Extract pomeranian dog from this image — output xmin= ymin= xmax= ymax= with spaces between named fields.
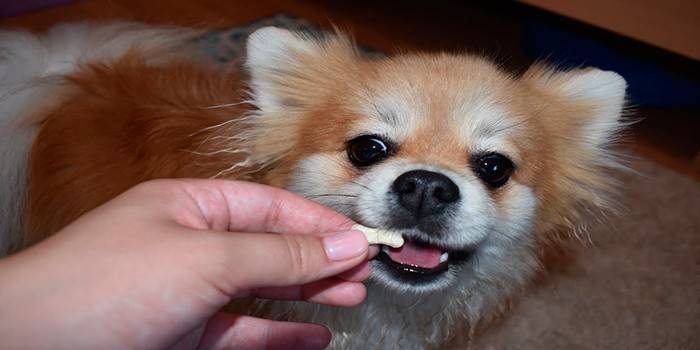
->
xmin=0 ymin=22 xmax=627 ymax=349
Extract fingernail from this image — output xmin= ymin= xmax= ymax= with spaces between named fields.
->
xmin=323 ymin=230 xmax=367 ymax=261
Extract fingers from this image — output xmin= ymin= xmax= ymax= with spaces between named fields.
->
xmin=204 ymin=230 xmax=368 ymax=294
xmin=121 ymin=180 xmax=376 ymax=308
xmin=135 ymin=179 xmax=356 ymax=234
xmin=253 ymin=278 xmax=367 ymax=307
xmin=337 ymin=261 xmax=372 ymax=281
xmin=196 ymin=313 xmax=331 ymax=350
xmin=249 ymin=261 xmax=373 ymax=306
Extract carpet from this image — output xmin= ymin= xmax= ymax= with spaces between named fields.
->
xmin=473 ymin=157 xmax=700 ymax=350
xmin=200 ymin=15 xmax=700 ymax=349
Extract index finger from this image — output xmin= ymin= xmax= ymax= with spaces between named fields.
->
xmin=143 ymin=179 xmax=355 ymax=234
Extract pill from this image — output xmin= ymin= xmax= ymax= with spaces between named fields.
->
xmin=352 ymin=224 xmax=404 ymax=248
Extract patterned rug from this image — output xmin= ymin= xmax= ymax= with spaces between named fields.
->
xmin=193 ymin=14 xmax=700 ymax=350
xmin=193 ymin=13 xmax=319 ymax=66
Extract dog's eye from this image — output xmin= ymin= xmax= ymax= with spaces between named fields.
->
xmin=472 ymin=153 xmax=515 ymax=188
xmin=347 ymin=135 xmax=391 ymax=167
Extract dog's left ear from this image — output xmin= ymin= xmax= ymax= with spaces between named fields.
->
xmin=522 ymin=65 xmax=629 ymax=220
xmin=522 ymin=65 xmax=627 ymax=148
xmin=522 ymin=66 xmax=628 ymax=149
xmin=245 ymin=27 xmax=356 ymax=113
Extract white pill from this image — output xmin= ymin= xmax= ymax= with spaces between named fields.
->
xmin=352 ymin=224 xmax=404 ymax=248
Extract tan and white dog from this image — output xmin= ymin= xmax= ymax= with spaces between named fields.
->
xmin=0 ymin=22 xmax=628 ymax=348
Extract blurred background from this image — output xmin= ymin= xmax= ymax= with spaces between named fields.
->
xmin=1 ymin=1 xmax=698 ymax=349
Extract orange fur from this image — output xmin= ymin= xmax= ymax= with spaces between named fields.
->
xmin=25 ymin=54 xmax=253 ymax=244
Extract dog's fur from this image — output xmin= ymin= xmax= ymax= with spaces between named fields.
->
xmin=0 ymin=22 xmax=628 ymax=349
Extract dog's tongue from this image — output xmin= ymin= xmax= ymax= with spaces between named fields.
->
xmin=388 ymin=241 xmax=443 ymax=268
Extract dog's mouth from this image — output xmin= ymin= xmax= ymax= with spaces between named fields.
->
xmin=375 ymin=237 xmax=474 ymax=283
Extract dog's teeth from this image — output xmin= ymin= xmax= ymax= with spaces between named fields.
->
xmin=439 ymin=252 xmax=449 ymax=263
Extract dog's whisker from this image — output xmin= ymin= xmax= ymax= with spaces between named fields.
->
xmin=183 ymin=148 xmax=249 ymax=156
xmin=195 ymin=134 xmax=253 ymax=150
xmin=188 ymin=118 xmax=242 ymax=138
xmin=199 ymin=100 xmax=253 ymax=109
xmin=210 ymin=158 xmax=254 ymax=179
xmin=201 ymin=134 xmax=247 ymax=143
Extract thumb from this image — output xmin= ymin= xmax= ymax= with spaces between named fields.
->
xmin=200 ymin=229 xmax=369 ymax=294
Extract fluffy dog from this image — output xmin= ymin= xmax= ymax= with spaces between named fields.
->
xmin=0 ymin=22 xmax=627 ymax=349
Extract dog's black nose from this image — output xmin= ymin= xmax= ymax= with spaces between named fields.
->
xmin=392 ymin=170 xmax=460 ymax=219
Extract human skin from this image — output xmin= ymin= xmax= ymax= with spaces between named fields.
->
xmin=0 ymin=179 xmax=377 ymax=349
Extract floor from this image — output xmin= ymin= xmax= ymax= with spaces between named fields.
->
xmin=1 ymin=1 xmax=698 ymax=349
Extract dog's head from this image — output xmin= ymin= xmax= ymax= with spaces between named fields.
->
xmin=235 ymin=27 xmax=627 ymax=316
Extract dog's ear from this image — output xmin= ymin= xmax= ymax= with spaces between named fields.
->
xmin=522 ymin=65 xmax=628 ymax=150
xmin=234 ymin=28 xmax=356 ymax=174
xmin=522 ymin=65 xmax=630 ymax=227
xmin=245 ymin=27 xmax=356 ymax=112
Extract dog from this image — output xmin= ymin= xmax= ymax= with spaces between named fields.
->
xmin=0 ymin=22 xmax=628 ymax=349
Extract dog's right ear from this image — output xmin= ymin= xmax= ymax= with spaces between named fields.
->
xmin=236 ymin=28 xmax=356 ymax=174
xmin=245 ymin=27 xmax=357 ymax=113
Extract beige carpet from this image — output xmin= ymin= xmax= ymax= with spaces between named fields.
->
xmin=473 ymin=157 xmax=700 ymax=349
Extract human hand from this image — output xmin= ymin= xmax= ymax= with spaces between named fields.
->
xmin=0 ymin=179 xmax=375 ymax=349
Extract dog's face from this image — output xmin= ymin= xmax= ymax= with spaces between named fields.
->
xmin=238 ymin=27 xmax=626 ymax=310
xmin=280 ymin=55 xmax=544 ymax=294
